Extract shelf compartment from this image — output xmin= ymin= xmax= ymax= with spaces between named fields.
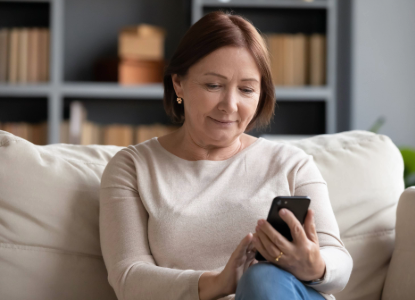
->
xmin=201 ymin=0 xmax=329 ymax=9
xmin=63 ymin=97 xmax=172 ymax=126
xmin=248 ymin=100 xmax=326 ymax=136
xmin=0 ymin=1 xmax=50 ymax=28
xmin=0 ymin=96 xmax=48 ymax=145
xmin=202 ymin=6 xmax=326 ymax=34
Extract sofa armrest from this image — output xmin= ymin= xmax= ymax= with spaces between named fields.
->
xmin=382 ymin=186 xmax=415 ymax=300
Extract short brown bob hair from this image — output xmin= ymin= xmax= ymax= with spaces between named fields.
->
xmin=163 ymin=10 xmax=276 ymax=132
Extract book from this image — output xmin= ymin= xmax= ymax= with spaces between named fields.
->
xmin=292 ymin=33 xmax=307 ymax=86
xmin=309 ymin=34 xmax=326 ymax=86
xmin=60 ymin=120 xmax=70 ymax=143
xmin=1 ymin=121 xmax=47 ymax=145
xmin=38 ymin=28 xmax=50 ymax=82
xmin=81 ymin=121 xmax=103 ymax=145
xmin=135 ymin=123 xmax=178 ymax=144
xmin=0 ymin=28 xmax=8 ymax=82
xmin=43 ymin=28 xmax=50 ymax=81
xmin=18 ymin=28 xmax=29 ymax=83
xmin=103 ymin=124 xmax=134 ymax=146
xmin=28 ymin=28 xmax=40 ymax=83
xmin=263 ymin=33 xmax=284 ymax=86
xmin=282 ymin=35 xmax=295 ymax=86
xmin=31 ymin=121 xmax=48 ymax=145
xmin=8 ymin=28 xmax=19 ymax=83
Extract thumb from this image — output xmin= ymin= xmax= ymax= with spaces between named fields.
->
xmin=304 ymin=209 xmax=319 ymax=244
xmin=234 ymin=233 xmax=253 ymax=259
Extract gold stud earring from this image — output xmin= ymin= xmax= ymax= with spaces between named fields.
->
xmin=177 ymin=97 xmax=183 ymax=104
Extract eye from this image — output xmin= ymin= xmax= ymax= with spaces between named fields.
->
xmin=241 ymin=88 xmax=254 ymax=94
xmin=206 ymin=84 xmax=220 ymax=89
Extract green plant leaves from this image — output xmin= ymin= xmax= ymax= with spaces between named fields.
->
xmin=399 ymin=147 xmax=415 ymax=188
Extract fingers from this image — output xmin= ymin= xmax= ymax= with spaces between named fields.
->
xmin=232 ymin=233 xmax=253 ymax=263
xmin=278 ymin=208 xmax=308 ymax=244
xmin=252 ymin=232 xmax=269 ymax=261
xmin=304 ymin=209 xmax=319 ymax=244
xmin=256 ymin=219 xmax=291 ymax=253
xmin=255 ymin=224 xmax=283 ymax=259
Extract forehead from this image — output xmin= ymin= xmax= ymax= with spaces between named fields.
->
xmin=189 ymin=46 xmax=261 ymax=81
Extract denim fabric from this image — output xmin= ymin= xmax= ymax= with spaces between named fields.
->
xmin=235 ymin=262 xmax=325 ymax=300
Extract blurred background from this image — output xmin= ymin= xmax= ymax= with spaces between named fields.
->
xmin=0 ymin=0 xmax=414 ymax=149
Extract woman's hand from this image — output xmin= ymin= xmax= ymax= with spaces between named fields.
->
xmin=198 ymin=233 xmax=257 ymax=300
xmin=217 ymin=233 xmax=258 ymax=295
xmin=253 ymin=209 xmax=326 ymax=282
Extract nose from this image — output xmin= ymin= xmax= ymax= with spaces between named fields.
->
xmin=217 ymin=87 xmax=238 ymax=114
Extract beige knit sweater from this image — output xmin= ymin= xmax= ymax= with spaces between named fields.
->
xmin=99 ymin=137 xmax=353 ymax=300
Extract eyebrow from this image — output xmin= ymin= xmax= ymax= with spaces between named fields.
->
xmin=203 ymin=72 xmax=259 ymax=83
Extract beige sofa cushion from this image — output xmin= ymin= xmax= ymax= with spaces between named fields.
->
xmin=0 ymin=129 xmax=404 ymax=300
xmin=274 ymin=131 xmax=405 ymax=300
xmin=0 ymin=130 xmax=122 ymax=300
xmin=382 ymin=186 xmax=415 ymax=300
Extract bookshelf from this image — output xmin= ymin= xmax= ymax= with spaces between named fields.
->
xmin=0 ymin=0 xmax=348 ymax=144
xmin=192 ymin=0 xmax=339 ymax=138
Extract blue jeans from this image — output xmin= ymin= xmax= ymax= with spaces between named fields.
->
xmin=235 ymin=262 xmax=325 ymax=300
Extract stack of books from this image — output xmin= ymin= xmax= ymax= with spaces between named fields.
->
xmin=262 ymin=33 xmax=326 ymax=86
xmin=61 ymin=101 xmax=178 ymax=146
xmin=0 ymin=27 xmax=50 ymax=83
xmin=0 ymin=121 xmax=48 ymax=145
xmin=118 ymin=24 xmax=166 ymax=85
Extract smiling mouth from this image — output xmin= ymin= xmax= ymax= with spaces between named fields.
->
xmin=209 ymin=117 xmax=235 ymax=124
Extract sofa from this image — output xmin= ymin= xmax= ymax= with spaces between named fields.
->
xmin=0 ymin=129 xmax=413 ymax=300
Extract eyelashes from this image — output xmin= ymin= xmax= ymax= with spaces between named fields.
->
xmin=205 ymin=84 xmax=254 ymax=94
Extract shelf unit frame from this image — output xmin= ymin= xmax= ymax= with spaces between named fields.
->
xmin=0 ymin=0 xmax=339 ymax=144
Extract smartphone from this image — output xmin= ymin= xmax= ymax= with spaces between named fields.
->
xmin=255 ymin=196 xmax=311 ymax=261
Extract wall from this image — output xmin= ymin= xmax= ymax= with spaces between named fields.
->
xmin=351 ymin=0 xmax=415 ymax=147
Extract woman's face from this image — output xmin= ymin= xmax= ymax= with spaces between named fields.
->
xmin=172 ymin=46 xmax=261 ymax=145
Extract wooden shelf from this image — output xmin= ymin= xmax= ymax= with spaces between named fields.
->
xmin=0 ymin=84 xmax=51 ymax=96
xmin=61 ymin=83 xmax=164 ymax=99
xmin=275 ymin=86 xmax=330 ymax=100
xmin=0 ymin=82 xmax=330 ymax=100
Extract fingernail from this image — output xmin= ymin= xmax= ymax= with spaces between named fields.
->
xmin=258 ymin=219 xmax=265 ymax=225
xmin=280 ymin=209 xmax=286 ymax=215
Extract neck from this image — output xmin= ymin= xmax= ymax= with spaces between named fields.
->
xmin=174 ymin=126 xmax=244 ymax=161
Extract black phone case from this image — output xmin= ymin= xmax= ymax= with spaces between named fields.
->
xmin=255 ymin=196 xmax=310 ymax=262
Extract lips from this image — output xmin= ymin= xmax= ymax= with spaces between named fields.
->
xmin=210 ymin=117 xmax=235 ymax=123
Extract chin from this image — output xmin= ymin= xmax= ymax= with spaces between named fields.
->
xmin=205 ymin=130 xmax=239 ymax=144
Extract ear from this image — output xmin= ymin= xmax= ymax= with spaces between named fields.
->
xmin=171 ymin=74 xmax=184 ymax=98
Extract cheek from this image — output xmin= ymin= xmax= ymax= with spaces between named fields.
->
xmin=184 ymin=91 xmax=218 ymax=120
xmin=240 ymin=100 xmax=259 ymax=121
xmin=185 ymin=88 xmax=219 ymax=115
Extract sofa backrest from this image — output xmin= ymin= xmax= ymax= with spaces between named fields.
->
xmin=0 ymin=130 xmax=404 ymax=300
xmin=273 ymin=130 xmax=405 ymax=300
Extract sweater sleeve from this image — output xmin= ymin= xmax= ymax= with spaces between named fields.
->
xmin=293 ymin=154 xmax=353 ymax=294
xmin=99 ymin=148 xmax=205 ymax=300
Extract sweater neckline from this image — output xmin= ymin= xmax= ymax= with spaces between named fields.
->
xmin=153 ymin=136 xmax=264 ymax=165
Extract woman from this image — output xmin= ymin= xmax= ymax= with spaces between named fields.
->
xmin=99 ymin=11 xmax=353 ymax=300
